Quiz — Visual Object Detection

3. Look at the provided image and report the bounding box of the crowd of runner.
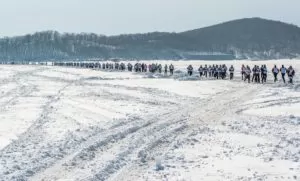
[52,62,296,84]
[186,64,295,84]
[240,64,296,84]
[54,62,176,75]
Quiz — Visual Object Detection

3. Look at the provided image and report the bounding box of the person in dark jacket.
[169,64,174,75]
[198,65,203,77]
[252,65,257,82]
[244,65,252,83]
[214,65,219,79]
[261,65,268,83]
[287,66,295,84]
[229,65,234,80]
[164,64,168,75]
[187,65,193,76]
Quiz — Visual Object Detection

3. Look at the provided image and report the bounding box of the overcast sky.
[0,0,299,37]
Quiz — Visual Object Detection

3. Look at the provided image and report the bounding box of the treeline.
[0,18,300,61]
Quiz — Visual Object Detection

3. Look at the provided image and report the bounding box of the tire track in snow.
[30,102,190,181]
[0,67,46,111]
[110,84,259,181]
[0,66,195,181]
[0,67,80,181]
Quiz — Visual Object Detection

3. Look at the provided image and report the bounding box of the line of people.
[187,64,233,80]
[241,64,295,84]
[53,61,296,84]
[186,64,295,84]
[129,63,175,75]
[54,62,175,75]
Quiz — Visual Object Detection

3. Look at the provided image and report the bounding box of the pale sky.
[0,0,299,37]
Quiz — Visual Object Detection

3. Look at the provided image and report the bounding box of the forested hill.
[1,17,300,61]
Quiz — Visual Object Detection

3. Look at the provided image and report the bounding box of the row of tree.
[0,18,299,61]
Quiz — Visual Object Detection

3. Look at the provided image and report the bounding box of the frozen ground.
[0,60,299,181]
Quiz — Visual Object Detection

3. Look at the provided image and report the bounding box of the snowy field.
[0,60,299,181]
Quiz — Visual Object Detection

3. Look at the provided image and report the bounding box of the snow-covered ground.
[0,60,299,181]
